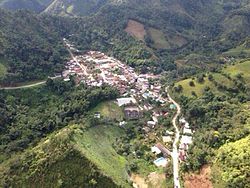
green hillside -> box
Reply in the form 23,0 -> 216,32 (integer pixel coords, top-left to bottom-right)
91,100 -> 124,121
0,9 -> 68,85
43,0 -> 108,16
212,135 -> 250,188
0,0 -> 53,12
172,60 -> 250,98
223,60 -> 250,86
0,124 -> 131,187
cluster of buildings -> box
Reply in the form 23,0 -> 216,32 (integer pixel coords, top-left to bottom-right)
179,118 -> 193,161
63,49 -> 158,95
62,39 -> 194,168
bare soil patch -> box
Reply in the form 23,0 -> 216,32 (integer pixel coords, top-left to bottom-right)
125,20 -> 146,41
131,172 -> 166,188
184,165 -> 213,188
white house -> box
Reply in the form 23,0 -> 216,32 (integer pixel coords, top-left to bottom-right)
151,146 -> 161,155
162,136 -> 172,143
116,97 -> 137,107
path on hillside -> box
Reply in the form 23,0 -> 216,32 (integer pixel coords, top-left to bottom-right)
0,76 -> 61,90
166,87 -> 181,188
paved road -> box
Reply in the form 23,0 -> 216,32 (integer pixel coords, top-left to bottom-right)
65,44 -> 88,75
0,76 -> 61,90
0,81 -> 46,90
166,87 -> 181,188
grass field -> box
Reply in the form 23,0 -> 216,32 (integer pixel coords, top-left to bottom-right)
173,60 -> 250,97
66,5 -> 74,13
223,60 -> 250,85
148,28 -> 170,49
91,100 -> 124,121
223,45 -> 250,57
173,73 -> 233,97
74,125 -> 129,187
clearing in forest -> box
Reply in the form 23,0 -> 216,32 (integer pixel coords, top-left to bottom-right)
125,20 -> 146,41
148,28 -> 170,49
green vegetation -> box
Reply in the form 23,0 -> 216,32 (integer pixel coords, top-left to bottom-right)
74,125 -> 129,187
173,73 -> 233,97
0,9 -> 68,85
223,45 -> 250,58
0,63 -> 7,79
0,79 -> 118,162
0,124 -> 131,187
212,135 -> 250,188
175,59 -> 250,186
173,60 -> 250,97
223,60 -> 250,86
147,28 -> 170,49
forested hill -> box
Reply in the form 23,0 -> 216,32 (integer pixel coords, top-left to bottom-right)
0,9 -> 69,85
0,0 -> 53,13
1,0 -> 250,85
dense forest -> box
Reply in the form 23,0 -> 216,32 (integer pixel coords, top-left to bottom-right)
0,79 -> 118,162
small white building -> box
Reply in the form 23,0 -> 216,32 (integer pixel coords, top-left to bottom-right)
119,121 -> 127,126
116,97 -> 137,107
147,121 -> 156,128
162,136 -> 172,143
151,146 -> 161,155
180,135 -> 193,145
183,127 -> 193,134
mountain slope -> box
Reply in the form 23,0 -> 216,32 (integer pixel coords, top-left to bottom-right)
0,125 -> 130,187
0,9 -> 69,85
43,0 -> 108,16
0,0 -> 53,12
212,135 -> 250,187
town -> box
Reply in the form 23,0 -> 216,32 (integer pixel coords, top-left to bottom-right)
63,38 -> 193,186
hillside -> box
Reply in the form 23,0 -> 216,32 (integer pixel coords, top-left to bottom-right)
212,135 -> 250,187
1,0 -> 250,85
0,0 -> 53,12
172,60 -> 250,98
0,124 -> 131,187
0,9 -> 69,85
173,58 -> 250,187
43,0 -> 108,16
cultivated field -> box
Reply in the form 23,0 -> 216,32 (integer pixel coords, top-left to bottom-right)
125,20 -> 146,41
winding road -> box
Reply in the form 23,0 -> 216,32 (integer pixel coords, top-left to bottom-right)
166,87 -> 181,188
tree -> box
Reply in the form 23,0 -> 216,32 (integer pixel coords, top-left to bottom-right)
189,81 -> 195,87
191,91 -> 197,97
197,75 -> 205,83
174,85 -> 183,93
208,74 -> 214,81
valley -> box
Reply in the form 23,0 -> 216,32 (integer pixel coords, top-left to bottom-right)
0,0 -> 250,187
